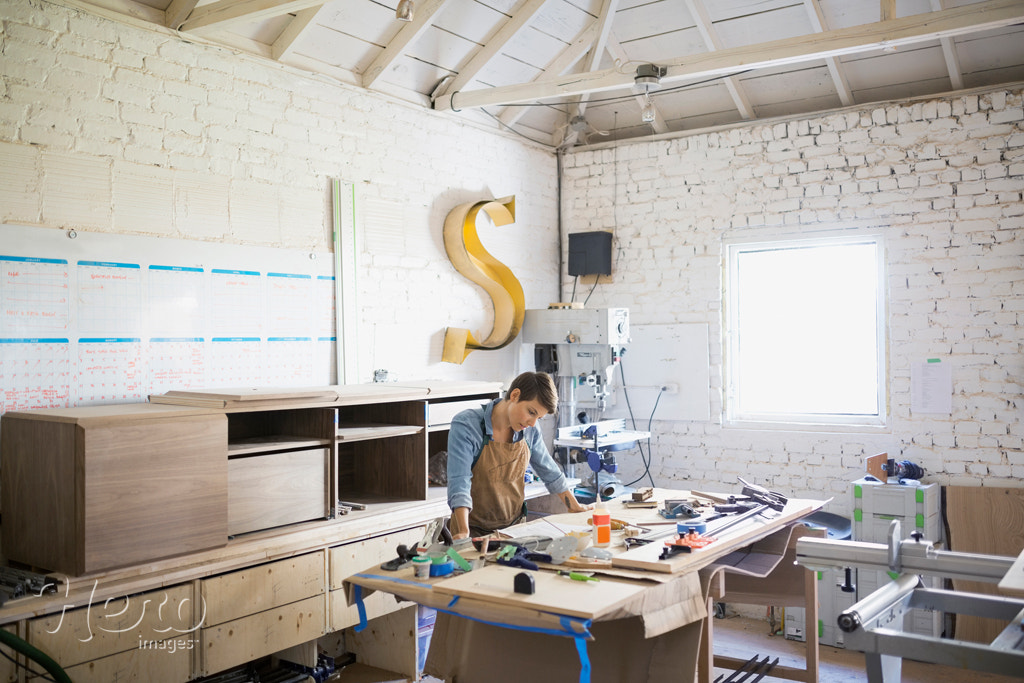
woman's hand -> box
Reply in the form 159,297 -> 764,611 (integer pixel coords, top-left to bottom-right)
561,490 -> 593,513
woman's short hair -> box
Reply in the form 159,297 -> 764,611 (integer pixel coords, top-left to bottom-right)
508,372 -> 558,414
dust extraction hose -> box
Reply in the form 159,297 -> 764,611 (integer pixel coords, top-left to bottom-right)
0,627 -> 72,683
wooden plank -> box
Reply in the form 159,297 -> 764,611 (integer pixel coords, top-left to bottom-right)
227,448 -> 329,535
227,435 -> 330,455
612,500 -> 818,573
200,551 -> 325,626
345,605 -> 419,679
199,594 -> 326,675
431,563 -> 647,619
336,424 -> 423,441
28,584 -> 195,667
946,486 -> 1024,643
998,547 -> 1024,597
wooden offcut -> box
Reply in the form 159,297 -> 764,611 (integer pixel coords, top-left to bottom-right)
945,486 -> 1024,643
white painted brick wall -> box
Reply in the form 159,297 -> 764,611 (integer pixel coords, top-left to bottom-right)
0,0 -> 559,387
562,87 -> 1023,519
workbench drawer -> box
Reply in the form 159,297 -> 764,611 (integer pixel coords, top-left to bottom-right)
36,640 -> 193,683
27,583 -> 195,668
199,594 -> 326,676
227,447 -> 329,535
201,551 -> 325,627
328,526 -> 424,630
328,526 -> 425,589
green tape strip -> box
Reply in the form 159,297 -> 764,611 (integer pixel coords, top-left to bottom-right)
447,546 -> 473,572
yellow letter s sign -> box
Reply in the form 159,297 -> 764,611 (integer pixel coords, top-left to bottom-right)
441,195 -> 526,364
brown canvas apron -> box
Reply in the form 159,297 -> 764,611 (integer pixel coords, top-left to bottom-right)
465,437 -> 528,536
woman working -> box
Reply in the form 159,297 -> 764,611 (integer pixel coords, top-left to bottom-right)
446,371 -> 592,539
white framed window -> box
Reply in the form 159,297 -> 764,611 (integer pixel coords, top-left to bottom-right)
724,232 -> 887,428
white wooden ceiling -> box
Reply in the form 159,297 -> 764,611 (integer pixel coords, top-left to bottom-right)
70,0 -> 1024,147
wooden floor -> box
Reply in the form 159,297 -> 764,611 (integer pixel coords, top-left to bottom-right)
712,615 -> 1021,683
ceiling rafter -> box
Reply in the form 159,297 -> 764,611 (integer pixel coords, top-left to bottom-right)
435,0 -> 550,101
685,0 -> 755,120
558,0 -> 620,146
497,22 -> 599,129
362,0 -> 451,89
803,0 -> 855,107
179,0 -> 323,34
434,0 -> 1024,112
930,0 -> 965,90
165,0 -> 199,30
272,4 -> 324,62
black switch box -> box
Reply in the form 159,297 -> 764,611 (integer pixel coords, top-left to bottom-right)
567,231 -> 612,276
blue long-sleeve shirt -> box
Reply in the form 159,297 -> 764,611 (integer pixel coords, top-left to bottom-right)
446,398 -> 569,512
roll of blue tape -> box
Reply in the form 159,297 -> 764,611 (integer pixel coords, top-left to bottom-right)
429,559 -> 455,577
678,517 -> 707,535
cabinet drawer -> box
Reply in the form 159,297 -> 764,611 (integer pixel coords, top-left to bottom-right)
27,583 -> 195,668
428,399 -> 489,427
34,639 -> 193,683
200,594 -> 326,676
227,448 -> 329,535
328,527 -> 423,631
328,526 -> 425,589
201,551 -> 325,627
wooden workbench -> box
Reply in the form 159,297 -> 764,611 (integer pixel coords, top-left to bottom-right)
345,489 -> 825,683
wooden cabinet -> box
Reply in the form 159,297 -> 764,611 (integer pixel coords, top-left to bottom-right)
1,404 -> 227,575
0,381 -> 502,682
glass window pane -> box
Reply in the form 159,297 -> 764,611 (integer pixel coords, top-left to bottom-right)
727,237 -> 884,425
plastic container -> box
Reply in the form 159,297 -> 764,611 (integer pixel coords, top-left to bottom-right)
412,556 -> 430,579
592,505 -> 611,547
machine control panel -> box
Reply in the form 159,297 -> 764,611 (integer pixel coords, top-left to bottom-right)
522,307 -> 630,346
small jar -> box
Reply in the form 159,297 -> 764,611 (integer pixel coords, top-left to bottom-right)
412,556 -> 430,579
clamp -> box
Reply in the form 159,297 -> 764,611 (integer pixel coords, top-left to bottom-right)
495,543 -> 551,571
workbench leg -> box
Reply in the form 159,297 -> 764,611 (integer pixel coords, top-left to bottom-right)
864,653 -> 901,683
697,594 -> 714,683
803,565 -> 819,682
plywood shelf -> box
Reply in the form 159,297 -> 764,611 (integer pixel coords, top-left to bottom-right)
228,435 -> 331,456
335,423 -> 423,442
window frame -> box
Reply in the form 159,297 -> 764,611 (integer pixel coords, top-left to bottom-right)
723,231 -> 888,430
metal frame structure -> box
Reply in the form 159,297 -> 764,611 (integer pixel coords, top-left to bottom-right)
795,520 -> 1024,682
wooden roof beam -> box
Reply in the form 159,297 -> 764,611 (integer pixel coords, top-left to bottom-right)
179,0 -> 325,35
435,0 -> 550,100
362,0 -> 451,88
434,0 -> 1024,112
804,0 -> 855,106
